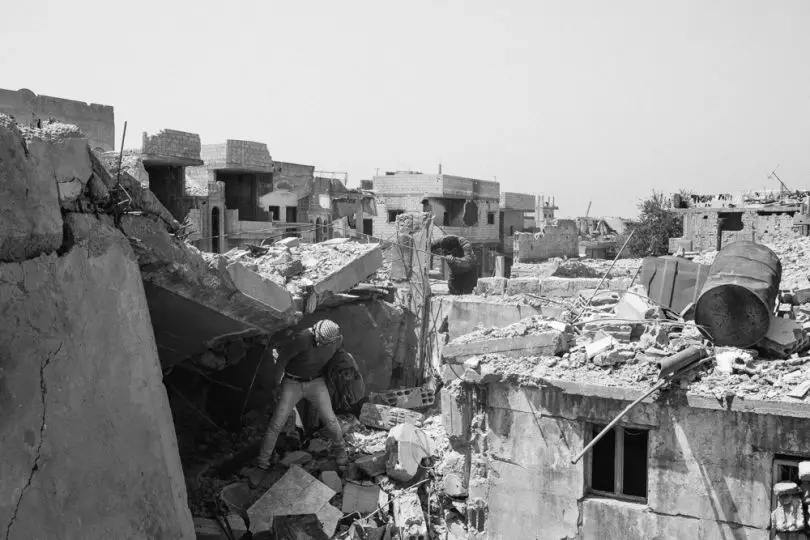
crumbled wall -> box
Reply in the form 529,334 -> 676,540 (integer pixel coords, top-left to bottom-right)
0,88 -> 114,151
514,219 -> 579,262
141,129 -> 201,162
673,209 -> 798,253
449,378 -> 805,539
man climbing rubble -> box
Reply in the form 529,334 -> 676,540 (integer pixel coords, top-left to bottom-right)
431,234 -> 479,295
248,319 -> 356,488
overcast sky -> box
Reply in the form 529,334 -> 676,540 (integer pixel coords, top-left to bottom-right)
3,0 -> 809,217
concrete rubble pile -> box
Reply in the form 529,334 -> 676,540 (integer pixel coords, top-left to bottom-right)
193,397 -> 450,539
222,237 -> 384,313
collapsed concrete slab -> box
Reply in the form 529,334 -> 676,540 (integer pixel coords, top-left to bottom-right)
0,216 -> 194,539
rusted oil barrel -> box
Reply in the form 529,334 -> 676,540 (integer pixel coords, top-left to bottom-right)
694,241 -> 781,347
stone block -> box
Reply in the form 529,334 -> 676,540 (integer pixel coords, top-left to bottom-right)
0,116 -> 63,262
540,277 -> 604,297
247,465 -> 340,536
586,336 -> 616,360
442,331 -> 569,362
441,383 -> 471,446
393,487 -> 427,539
506,277 -> 542,295
341,481 -> 387,514
354,451 -> 387,477
440,449 -> 471,498
369,386 -> 435,409
226,261 -> 293,314
475,277 -> 507,295
359,402 -> 424,430
312,244 -> 383,295
614,288 -> 659,320
320,470 -> 342,493
386,423 -> 434,482
593,348 -> 635,367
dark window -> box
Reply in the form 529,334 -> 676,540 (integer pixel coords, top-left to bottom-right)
588,424 -> 648,501
286,206 -> 298,223
387,210 -> 404,223
363,218 -> 373,236
463,201 -> 479,226
718,212 -> 743,231
269,206 -> 280,221
487,212 -> 495,225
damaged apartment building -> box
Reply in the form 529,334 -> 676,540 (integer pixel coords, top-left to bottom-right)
670,190 -> 810,254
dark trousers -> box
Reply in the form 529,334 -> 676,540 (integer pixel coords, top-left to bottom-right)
448,267 -> 479,295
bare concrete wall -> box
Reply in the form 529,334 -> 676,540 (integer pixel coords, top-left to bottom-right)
0,216 -> 193,539
514,220 -> 579,262
0,88 -> 114,151
479,381 -> 803,539
672,209 -> 797,253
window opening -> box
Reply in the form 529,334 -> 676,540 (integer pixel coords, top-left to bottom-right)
387,210 -> 404,223
587,424 -> 648,502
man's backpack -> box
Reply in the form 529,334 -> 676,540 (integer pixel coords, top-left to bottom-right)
324,348 -> 366,412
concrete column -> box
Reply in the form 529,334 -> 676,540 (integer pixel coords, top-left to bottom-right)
495,255 -> 505,278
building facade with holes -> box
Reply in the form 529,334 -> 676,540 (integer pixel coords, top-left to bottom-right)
371,171 -> 501,276
444,375 -> 810,539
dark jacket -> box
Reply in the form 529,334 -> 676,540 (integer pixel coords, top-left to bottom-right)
277,328 -> 340,380
431,235 -> 477,275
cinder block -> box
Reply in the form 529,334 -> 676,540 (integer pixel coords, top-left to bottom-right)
276,237 -> 300,248
359,402 -> 424,430
369,386 -> 435,409
393,488 -> 427,540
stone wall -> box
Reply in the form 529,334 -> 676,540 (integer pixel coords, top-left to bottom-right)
450,379 -> 808,539
0,88 -> 114,151
500,191 -> 535,211
141,129 -> 201,162
514,219 -> 579,262
0,116 -> 193,538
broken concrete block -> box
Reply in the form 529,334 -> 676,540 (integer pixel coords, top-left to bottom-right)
280,450 -> 313,466
639,324 -> 669,349
227,261 -> 294,314
0,116 -> 63,262
386,423 -> 434,482
312,244 -> 383,296
369,386 -> 435,409
593,348 -> 635,367
506,277 -> 542,295
475,277 -> 507,295
360,402 -> 424,430
26,132 -> 92,206
586,336 -> 616,360
539,276 -> 603,297
320,470 -> 343,493
276,236 -> 300,248
440,449 -> 471,498
441,383 -> 471,447
247,465 -> 339,535
341,481 -> 387,514
393,487 -> 427,539
795,288 -> 810,305
772,494 -> 805,532
354,451 -> 388,477
442,331 -> 569,362
614,287 -> 659,320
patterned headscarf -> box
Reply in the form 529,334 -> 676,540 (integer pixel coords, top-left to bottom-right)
313,319 -> 341,346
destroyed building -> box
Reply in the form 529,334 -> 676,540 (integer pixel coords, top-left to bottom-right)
372,170 -> 501,276
0,87 -> 115,151
498,191 -> 535,275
